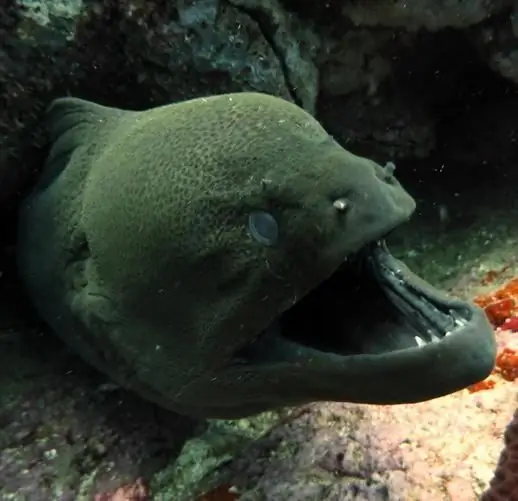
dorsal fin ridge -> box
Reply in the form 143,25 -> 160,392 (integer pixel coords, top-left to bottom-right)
46,97 -> 115,142
40,98 -> 123,189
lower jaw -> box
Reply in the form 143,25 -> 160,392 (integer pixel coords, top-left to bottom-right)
237,302 -> 496,406
234,241 -> 496,396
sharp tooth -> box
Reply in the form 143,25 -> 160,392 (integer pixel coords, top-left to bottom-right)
445,331 -> 452,337
414,336 -> 426,347
451,310 -> 467,327
425,329 -> 441,343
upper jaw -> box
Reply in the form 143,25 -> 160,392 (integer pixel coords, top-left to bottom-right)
366,241 -> 474,348
315,302 -> 497,404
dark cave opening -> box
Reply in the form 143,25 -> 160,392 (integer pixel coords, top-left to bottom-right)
384,28 -> 517,189
314,25 -> 517,241
277,0 -> 346,28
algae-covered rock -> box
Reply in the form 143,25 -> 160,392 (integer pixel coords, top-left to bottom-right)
341,0 -> 512,31
0,0 -> 313,204
0,328 -> 201,500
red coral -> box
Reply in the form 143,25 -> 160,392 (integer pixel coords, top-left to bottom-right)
94,478 -> 149,501
474,278 -> 518,327
495,347 -> 518,382
468,278 -> 518,392
467,378 -> 496,393
503,317 -> 518,332
468,331 -> 518,392
482,410 -> 518,500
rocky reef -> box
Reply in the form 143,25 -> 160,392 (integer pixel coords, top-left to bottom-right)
1,1 -> 518,500
2,0 -> 517,202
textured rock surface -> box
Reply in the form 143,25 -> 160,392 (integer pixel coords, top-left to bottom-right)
2,0 -> 517,204
227,0 -> 321,111
0,323 -> 201,500
340,0 -> 512,31
195,388 -> 516,501
471,5 -> 518,84
0,0 -> 312,206
483,409 -> 518,500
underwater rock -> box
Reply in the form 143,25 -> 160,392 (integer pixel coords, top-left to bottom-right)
0,0 -> 305,203
1,0 -> 518,499
340,0 -> 512,31
184,388 -> 516,501
0,329 -> 201,500
316,84 -> 436,163
314,25 -> 438,161
471,5 -> 518,85
483,409 -> 518,500
226,0 -> 321,112
2,0 -> 518,201
318,29 -> 394,98
278,1 -> 518,163
279,0 -> 513,30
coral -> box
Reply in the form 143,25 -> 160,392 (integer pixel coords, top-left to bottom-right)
496,347 -> 518,381
482,409 -> 518,500
467,276 -> 518,392
193,389 -> 516,501
474,278 -> 518,326
504,318 -> 518,331
94,477 -> 149,501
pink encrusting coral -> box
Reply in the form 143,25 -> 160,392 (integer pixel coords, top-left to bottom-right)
482,408 -> 518,500
468,277 -> 518,392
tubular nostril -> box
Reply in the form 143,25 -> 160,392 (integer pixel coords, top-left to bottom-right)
373,161 -> 397,184
384,161 -> 396,175
379,161 -> 398,185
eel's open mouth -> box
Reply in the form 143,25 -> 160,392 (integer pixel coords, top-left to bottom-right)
236,240 -> 475,362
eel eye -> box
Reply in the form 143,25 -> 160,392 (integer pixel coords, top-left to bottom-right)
333,198 -> 349,212
248,211 -> 279,246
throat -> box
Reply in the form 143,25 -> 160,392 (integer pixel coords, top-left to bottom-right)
275,243 -> 469,356
233,241 -> 473,365
277,258 -> 407,355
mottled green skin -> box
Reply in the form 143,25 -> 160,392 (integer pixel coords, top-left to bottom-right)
18,92 -> 485,419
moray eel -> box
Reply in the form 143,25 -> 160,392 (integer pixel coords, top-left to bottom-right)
17,92 -> 496,419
